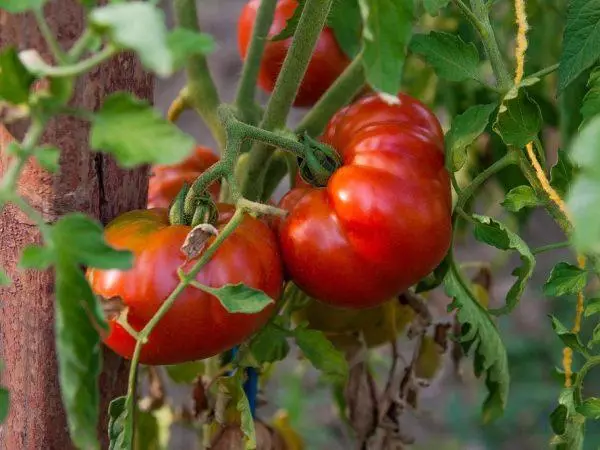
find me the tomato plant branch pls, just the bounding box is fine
[23,45,117,78]
[532,241,571,255]
[295,52,366,137]
[67,29,95,63]
[173,0,226,151]
[240,0,335,200]
[574,356,600,406]
[234,0,277,123]
[526,63,559,81]
[34,8,67,64]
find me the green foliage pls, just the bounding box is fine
[33,146,61,173]
[550,149,575,197]
[293,327,349,385]
[0,0,46,13]
[108,397,132,450]
[327,0,362,58]
[196,283,275,314]
[134,410,160,450]
[422,0,450,16]
[0,47,35,104]
[577,398,600,419]
[543,262,588,297]
[0,267,10,286]
[549,316,587,356]
[249,319,290,364]
[551,389,585,449]
[558,0,600,92]
[410,32,481,83]
[585,298,600,318]
[581,66,600,127]
[501,185,542,212]
[167,28,215,70]
[494,88,543,148]
[91,93,195,167]
[217,375,256,447]
[164,361,204,384]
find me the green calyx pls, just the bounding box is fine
[169,183,218,227]
[297,134,342,187]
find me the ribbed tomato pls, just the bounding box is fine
[148,146,219,208]
[87,204,283,365]
[278,93,452,309]
[237,0,350,107]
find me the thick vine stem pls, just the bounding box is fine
[240,0,335,200]
[173,0,226,151]
[234,0,278,123]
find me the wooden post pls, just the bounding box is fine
[0,2,152,448]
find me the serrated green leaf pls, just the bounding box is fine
[197,283,274,314]
[445,103,497,172]
[294,327,348,385]
[581,66,600,127]
[543,262,588,297]
[558,0,600,92]
[52,213,132,270]
[584,298,600,317]
[327,0,362,58]
[217,376,256,448]
[91,93,195,168]
[19,244,54,270]
[34,145,60,173]
[551,404,568,435]
[359,0,414,95]
[0,0,46,12]
[550,315,587,355]
[167,28,215,70]
[472,215,535,315]
[576,398,600,419]
[444,269,509,422]
[410,32,480,83]
[415,257,450,293]
[249,319,290,364]
[108,396,132,450]
[423,0,450,15]
[501,185,541,212]
[90,2,172,76]
[0,267,10,286]
[550,149,575,197]
[164,361,204,384]
[494,88,542,148]
[0,47,35,104]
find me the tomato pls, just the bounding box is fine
[237,0,350,107]
[278,93,452,309]
[148,145,219,208]
[87,204,283,365]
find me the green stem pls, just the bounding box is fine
[526,63,559,81]
[24,45,116,78]
[532,241,571,255]
[241,0,335,200]
[234,0,278,122]
[295,52,365,137]
[574,356,600,406]
[34,8,67,64]
[67,29,95,63]
[173,0,226,151]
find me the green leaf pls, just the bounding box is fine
[108,396,132,450]
[494,88,543,148]
[0,267,10,286]
[558,0,600,92]
[134,410,160,450]
[0,0,46,12]
[415,257,449,293]
[576,398,600,419]
[589,323,600,348]
[550,315,587,355]
[423,0,450,15]
[550,149,575,197]
[165,361,204,384]
[0,47,35,104]
[410,32,481,83]
[167,28,215,70]
[198,283,274,314]
[90,2,172,77]
[249,319,290,364]
[359,0,414,95]
[52,213,132,270]
[0,386,8,424]
[217,376,256,448]
[584,298,600,317]
[91,93,195,168]
[550,404,568,435]
[543,262,588,297]
[327,0,362,58]
[19,244,54,270]
[444,268,509,422]
[570,115,600,175]
[294,327,348,385]
[501,185,542,212]
[445,103,497,172]
[581,66,600,127]
[34,145,60,173]
[472,214,535,315]
[551,389,586,449]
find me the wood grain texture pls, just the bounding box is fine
[0,2,152,449]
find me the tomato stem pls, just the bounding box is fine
[173,0,226,151]
[34,7,68,64]
[240,0,335,200]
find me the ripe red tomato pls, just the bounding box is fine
[237,0,350,107]
[278,93,452,309]
[148,146,219,209]
[87,204,283,365]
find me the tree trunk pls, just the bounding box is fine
[0,2,152,449]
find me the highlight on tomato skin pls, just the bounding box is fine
[237,0,350,107]
[86,204,284,365]
[277,93,452,310]
[147,145,220,209]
